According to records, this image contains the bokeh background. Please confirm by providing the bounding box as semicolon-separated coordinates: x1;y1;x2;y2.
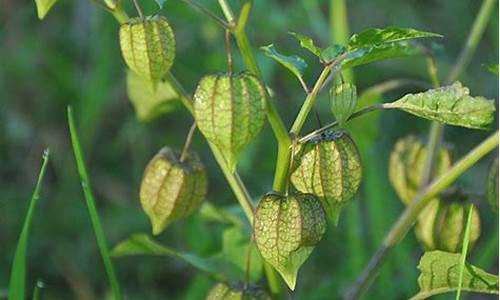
1;0;498;299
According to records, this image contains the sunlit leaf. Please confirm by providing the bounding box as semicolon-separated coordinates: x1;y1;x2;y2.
127;70;179;122
386;82;496;130
342;41;425;69
348;27;442;49
410;250;499;300
261;44;307;81
34;0;57;19
112;233;242;280
289;32;322;56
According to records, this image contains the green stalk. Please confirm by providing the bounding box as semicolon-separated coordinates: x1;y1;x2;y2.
67;107;123;300
330;0;353;82
446;0;498;83
8;150;50;300
455;204;474;300
345;131;499;300
289;65;334;136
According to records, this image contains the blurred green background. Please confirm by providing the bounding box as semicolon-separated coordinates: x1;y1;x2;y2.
1;0;498;299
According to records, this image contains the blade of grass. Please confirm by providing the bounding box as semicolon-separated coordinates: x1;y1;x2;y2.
32;280;44;300
67;106;123;300
455;204;475;300
8;149;50;300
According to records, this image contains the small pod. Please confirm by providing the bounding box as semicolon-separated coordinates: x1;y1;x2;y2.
487;158;498;213
290;130;362;224
193;71;267;171
119;15;175;85
254;192;326;290
415;198;481;253
206;282;271;300
389;135;452;205
330;83;357;126
140;147;207;235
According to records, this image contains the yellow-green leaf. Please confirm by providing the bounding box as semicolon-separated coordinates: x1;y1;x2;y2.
410;250;499;300
387;82;496;130
34;0;57;19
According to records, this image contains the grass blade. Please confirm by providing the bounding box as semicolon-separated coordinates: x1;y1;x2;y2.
8;149;50;300
455;204;474;300
67;106;123;300
32;280;44;300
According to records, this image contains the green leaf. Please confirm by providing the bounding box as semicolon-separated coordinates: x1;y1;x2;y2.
127;70;179;122
485;63;499;75
348;27;442;49
34;0;57;19
197;202;243;226
342;41;425;69
8;150;50;300
67;107;123;300
261;44;307;81
289;32;322;56
320;45;347;64
112;233;243;280
387;82;496;130
410;250;499;300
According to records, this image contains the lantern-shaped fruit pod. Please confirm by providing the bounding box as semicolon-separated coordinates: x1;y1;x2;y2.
140;147;207;235
290;130;362;224
415;198;481;253
330;83;358;126
254;192;326;290
193;71;267;171
119;15;175;85
487;158;498;213
389;135;452;205
206;282;271;300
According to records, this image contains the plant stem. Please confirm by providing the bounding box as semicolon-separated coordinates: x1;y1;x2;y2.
180;0;230;29
67;107;123;300
345;131;499;300
330;0;353;82
111;5;129;24
225;30;233;74
132;0;144;19
289;64;334;136
446;0;497;83
455;204;474;300
179;122;197;162
217;0;236;24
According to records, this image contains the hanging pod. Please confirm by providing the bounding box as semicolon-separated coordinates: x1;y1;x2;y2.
206;282;271;300
254;192;326;290
389;135;452;205
119;15;175;85
290;130;362;224
415;197;481;253
193;71;267;171
140;147;207;235
330;83;358;126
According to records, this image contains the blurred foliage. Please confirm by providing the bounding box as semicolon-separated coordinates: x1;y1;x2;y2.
0;0;498;299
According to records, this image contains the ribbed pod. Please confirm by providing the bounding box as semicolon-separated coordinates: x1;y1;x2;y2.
254;192;326;290
415;199;481;253
119;15;175;84
291;130;362;223
193;71;267;170
389;135;452;205
330;83;358;126
140;147;207;235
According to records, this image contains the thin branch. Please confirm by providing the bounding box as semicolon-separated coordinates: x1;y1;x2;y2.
180;122;197;162
181;0;230;29
132;0;144;19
